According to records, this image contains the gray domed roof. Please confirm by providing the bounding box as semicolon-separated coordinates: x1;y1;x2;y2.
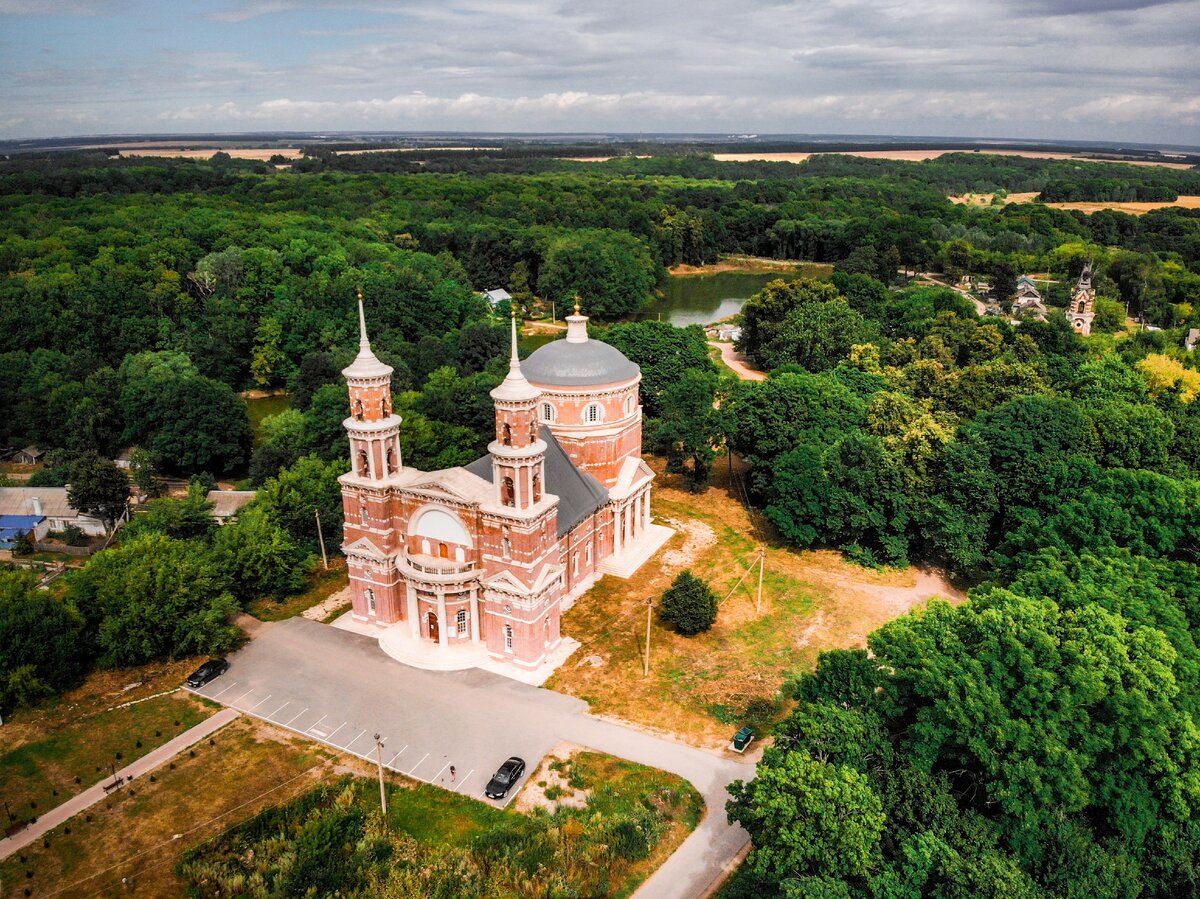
523;338;639;387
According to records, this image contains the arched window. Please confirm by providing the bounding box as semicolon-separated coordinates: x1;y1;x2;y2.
359;503;368;525
386;447;396;474
382;396;391;417
585;542;592;566
583;403;603;424
544;617;551;646
505;624;514;651
367;588;376;614
572;551;579;576
421;538;432;555
541;402;555;422
502;526;512;560
357;450;369;477
624;395;635;415
532;473;542;503
502;422;512;446
439;542;450;559
1077;300;1087;313
529;420;537;443
501;476;515;506
354;398;364;421
457;609;467;636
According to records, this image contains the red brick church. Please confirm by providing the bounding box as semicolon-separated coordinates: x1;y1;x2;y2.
339;298;657;673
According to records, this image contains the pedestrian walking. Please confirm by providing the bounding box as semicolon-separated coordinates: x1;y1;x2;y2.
450;765;456;781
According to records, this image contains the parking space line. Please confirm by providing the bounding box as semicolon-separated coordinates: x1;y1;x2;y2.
283;707;309;727
431;761;451;782
229;686;254;705
209;680;238;698
247;694;273;712
266;701;290;720
324;721;347;742
305;714;328;735
406;753;429;776
451;769;474;792
385;745;408;767
340;729;367;752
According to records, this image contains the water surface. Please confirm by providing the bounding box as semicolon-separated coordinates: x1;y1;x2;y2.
643;271;804;327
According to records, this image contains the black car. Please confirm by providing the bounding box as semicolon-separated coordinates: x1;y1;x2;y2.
186;658;229;688
484;756;526;799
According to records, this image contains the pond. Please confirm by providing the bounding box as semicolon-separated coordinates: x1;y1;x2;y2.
245;392;293;445
642;271;805;327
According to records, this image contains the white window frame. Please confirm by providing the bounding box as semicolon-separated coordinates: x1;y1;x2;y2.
367;588;376;614
457;608;467;635
541;402;556;422
505;624;514;651
583;402;604;424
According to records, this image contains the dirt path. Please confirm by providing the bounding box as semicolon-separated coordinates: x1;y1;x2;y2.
710;341;767;381
918;273;989;316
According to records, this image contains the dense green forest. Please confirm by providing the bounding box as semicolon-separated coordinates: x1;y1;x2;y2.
1;149;1199;897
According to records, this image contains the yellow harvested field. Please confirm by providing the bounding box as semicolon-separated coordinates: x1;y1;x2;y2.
121;147;303;160
712;149;1195;168
1043;195;1200;215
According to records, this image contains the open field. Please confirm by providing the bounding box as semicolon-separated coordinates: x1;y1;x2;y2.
0;716;336;898
712;149;1196;168
547;456;965;748
950;192;1200;215
669;255;834;277
114;145;501;160
0;691;214;828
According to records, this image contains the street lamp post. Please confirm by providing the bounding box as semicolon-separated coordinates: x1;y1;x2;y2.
373;733;388;826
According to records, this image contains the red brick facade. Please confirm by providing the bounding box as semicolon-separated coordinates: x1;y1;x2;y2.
339;304;654;671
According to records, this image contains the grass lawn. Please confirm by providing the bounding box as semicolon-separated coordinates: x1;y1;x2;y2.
1;717;336;898
246;556;348;621
0;691;214;827
245;392;292;445
547;455;965;749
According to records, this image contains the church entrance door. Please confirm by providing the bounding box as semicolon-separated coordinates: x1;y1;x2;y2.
427;610;439;642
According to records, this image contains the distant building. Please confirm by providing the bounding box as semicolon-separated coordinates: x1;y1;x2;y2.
0;487;119;538
1011;275;1048;321
1069;262;1097;335
0;515;44;548
206;490;256;524
715;325;742;342
482;288;513;307
113;447;136;469
1186;329;1199;352
13;446;44;465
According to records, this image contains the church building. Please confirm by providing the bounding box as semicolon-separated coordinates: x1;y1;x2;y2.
338;297;656;673
1069;261;1096;335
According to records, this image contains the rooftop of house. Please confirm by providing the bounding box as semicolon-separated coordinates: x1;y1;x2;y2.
206;490;256;519
0;487;81;519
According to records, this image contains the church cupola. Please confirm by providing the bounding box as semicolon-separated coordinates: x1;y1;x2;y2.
343;288;403;480
489;308;546;512
565;297;589;343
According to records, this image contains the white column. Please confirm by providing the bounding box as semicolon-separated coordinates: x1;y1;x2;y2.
437;590;448;647
623;503;631;549
406;584;419;639
643;489;651;531
470;586;481;643
367;438;378;480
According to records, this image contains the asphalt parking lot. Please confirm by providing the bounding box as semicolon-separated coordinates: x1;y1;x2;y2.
189;618;584;806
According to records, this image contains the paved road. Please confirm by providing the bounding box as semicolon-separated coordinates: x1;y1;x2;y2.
0;707;240;860
190;618;753;898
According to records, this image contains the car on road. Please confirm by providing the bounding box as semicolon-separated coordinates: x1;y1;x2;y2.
186;658;229;688
484;756;526;799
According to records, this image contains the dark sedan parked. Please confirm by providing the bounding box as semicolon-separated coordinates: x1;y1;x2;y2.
186;658;229;688
484;756;526;799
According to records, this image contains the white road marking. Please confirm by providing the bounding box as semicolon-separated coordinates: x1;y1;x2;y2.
324;721;347;742
340;729;367;752
306;714;329;736
230;686;255;705
266;701;290;719
406;752;429;776
247;694;273;712
209;680;238;698
451;769;474;792
283;706;309;727
385;745;408;767
432;761;451;782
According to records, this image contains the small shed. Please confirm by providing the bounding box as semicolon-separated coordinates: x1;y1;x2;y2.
206;490;256;524
14;446;44;465
113;447;136;469
482;288;513;307
0;514;45;547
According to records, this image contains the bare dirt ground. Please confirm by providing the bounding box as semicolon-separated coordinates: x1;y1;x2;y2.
713;149;1195;168
547;456;966;749
950;192;1200;215
514;742;591;813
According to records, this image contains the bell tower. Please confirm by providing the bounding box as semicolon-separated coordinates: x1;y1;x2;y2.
489;308;546;513
343;288;402;481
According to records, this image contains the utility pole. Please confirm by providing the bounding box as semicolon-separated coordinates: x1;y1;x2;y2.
756;547;765;617
551;300;555;322
314;508;328;570
644;597;653;677
373;733;388;825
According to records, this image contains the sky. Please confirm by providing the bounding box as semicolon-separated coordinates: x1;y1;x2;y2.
0;0;1197;146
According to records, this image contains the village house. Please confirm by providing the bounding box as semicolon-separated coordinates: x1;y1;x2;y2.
206;490;256;524
0;487;123;541
12;446;44;465
338;296;669;676
482;288;513;307
1186;328;1199;352
1011;275;1048;321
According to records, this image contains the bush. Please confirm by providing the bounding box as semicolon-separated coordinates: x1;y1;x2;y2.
660;570;718;636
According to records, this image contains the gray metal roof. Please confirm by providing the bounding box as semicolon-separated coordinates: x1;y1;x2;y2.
465;427;608;538
522;338;639;387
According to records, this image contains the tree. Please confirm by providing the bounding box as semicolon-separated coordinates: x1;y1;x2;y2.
728;751;885;883
292;352;342;411
537;230;657;320
67;454;129;533
601;320;714;418
738;279;842;367
123;482;216;541
649;369;724;491
215;506;308;602
660;569;718;635
991;260;1018;300
67;533;239;667
256;455;347;552
250;316;285;387
127;447;164;497
0;570;91;713
762;298;876;373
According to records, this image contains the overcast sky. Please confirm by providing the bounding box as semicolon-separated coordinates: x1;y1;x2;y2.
1;0;1197;145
